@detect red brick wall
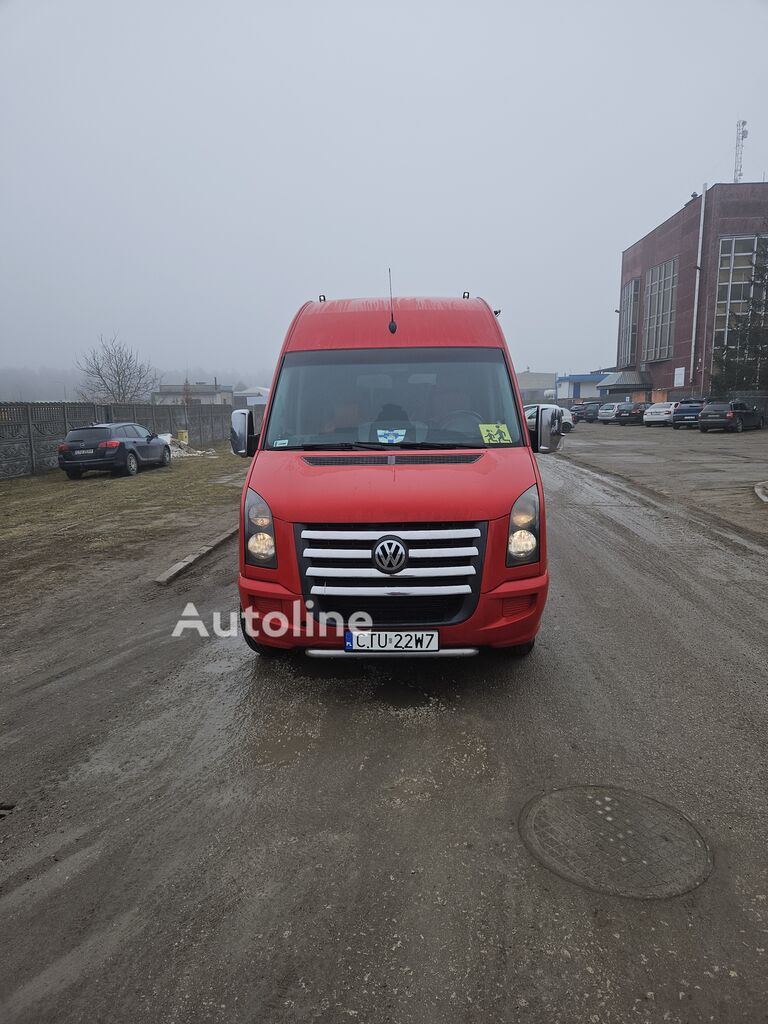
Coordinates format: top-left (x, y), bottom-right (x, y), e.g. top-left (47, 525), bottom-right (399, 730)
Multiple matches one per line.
top-left (618, 183), bottom-right (768, 396)
top-left (696, 184), bottom-right (768, 394)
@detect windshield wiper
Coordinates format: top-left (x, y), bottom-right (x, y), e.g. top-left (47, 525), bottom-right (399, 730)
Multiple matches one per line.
top-left (381, 441), bottom-right (486, 449)
top-left (275, 441), bottom-right (495, 451)
top-left (278, 442), bottom-right (392, 451)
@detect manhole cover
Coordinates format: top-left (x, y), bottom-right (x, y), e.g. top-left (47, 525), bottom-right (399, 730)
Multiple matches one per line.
top-left (518, 786), bottom-right (712, 899)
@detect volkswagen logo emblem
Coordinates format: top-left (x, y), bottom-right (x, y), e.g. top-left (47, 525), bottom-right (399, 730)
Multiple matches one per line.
top-left (373, 536), bottom-right (408, 575)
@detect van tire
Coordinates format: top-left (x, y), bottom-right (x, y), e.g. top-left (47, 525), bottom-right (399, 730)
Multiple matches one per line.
top-left (510, 638), bottom-right (535, 657)
top-left (239, 609), bottom-right (291, 658)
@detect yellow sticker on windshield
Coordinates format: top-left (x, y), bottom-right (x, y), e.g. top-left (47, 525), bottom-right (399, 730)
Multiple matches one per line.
top-left (479, 423), bottom-right (512, 444)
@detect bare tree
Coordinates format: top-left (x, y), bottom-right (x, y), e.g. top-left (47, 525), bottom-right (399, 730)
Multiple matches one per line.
top-left (76, 334), bottom-right (161, 403)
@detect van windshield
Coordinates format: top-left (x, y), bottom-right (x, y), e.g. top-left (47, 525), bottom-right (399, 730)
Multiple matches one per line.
top-left (264, 347), bottom-right (524, 449)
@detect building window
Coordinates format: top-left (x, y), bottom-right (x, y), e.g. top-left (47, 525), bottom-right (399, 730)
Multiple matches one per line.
top-left (642, 258), bottom-right (677, 361)
top-left (617, 278), bottom-right (640, 367)
top-left (713, 235), bottom-right (766, 356)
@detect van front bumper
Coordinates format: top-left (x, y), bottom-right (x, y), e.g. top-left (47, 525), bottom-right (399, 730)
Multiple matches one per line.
top-left (237, 570), bottom-right (548, 653)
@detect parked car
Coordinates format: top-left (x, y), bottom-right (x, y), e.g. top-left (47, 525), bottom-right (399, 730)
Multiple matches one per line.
top-left (559, 407), bottom-right (575, 433)
top-left (643, 401), bottom-right (678, 426)
top-left (615, 401), bottom-right (652, 425)
top-left (698, 400), bottom-right (764, 433)
top-left (526, 405), bottom-right (574, 433)
top-left (580, 402), bottom-right (602, 423)
top-left (672, 400), bottom-right (705, 429)
top-left (570, 403), bottom-right (587, 422)
top-left (598, 402), bottom-right (621, 424)
top-left (57, 422), bottom-right (171, 479)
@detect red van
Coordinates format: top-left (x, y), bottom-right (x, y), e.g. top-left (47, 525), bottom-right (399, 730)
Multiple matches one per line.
top-left (231, 297), bottom-right (562, 658)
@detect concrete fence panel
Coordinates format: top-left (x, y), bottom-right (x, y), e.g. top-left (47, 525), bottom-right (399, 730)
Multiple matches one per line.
top-left (0, 402), bottom-right (233, 480)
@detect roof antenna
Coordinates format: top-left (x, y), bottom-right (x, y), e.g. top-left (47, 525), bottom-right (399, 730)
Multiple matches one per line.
top-left (388, 268), bottom-right (397, 334)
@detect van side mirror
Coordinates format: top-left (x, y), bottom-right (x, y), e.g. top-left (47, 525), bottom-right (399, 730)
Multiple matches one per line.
top-left (528, 404), bottom-right (563, 454)
top-left (231, 409), bottom-right (259, 457)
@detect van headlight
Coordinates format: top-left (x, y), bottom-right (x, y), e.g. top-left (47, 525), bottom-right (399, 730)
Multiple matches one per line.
top-left (507, 485), bottom-right (540, 566)
top-left (244, 489), bottom-right (277, 567)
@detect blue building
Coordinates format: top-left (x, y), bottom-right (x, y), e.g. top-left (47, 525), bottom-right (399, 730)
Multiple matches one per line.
top-left (555, 372), bottom-right (612, 403)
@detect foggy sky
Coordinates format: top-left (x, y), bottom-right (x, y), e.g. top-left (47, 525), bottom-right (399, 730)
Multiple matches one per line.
top-left (2, 0), bottom-right (768, 391)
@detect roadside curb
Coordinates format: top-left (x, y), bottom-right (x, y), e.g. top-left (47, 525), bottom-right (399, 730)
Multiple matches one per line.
top-left (755, 481), bottom-right (768, 504)
top-left (155, 525), bottom-right (238, 585)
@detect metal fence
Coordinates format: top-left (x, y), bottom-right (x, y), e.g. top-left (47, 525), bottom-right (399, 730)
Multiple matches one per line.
top-left (0, 402), bottom-right (233, 479)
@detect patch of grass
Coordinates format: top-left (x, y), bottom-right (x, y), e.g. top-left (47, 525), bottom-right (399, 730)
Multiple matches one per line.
top-left (0, 445), bottom-right (245, 596)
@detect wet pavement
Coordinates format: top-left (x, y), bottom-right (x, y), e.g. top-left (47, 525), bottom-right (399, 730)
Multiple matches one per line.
top-left (2, 457), bottom-right (768, 1023)
top-left (562, 422), bottom-right (768, 541)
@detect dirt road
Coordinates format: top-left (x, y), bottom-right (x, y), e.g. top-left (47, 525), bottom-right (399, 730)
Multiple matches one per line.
top-left (2, 457), bottom-right (768, 1023)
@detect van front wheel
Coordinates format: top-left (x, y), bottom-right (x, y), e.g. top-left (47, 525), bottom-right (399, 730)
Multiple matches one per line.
top-left (239, 609), bottom-right (292, 658)
top-left (509, 638), bottom-right (535, 657)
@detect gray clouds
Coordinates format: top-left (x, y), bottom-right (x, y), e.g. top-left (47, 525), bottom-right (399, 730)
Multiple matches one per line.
top-left (1, 0), bottom-right (767, 382)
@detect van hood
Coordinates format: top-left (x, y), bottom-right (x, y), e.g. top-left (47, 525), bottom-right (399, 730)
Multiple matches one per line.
top-left (248, 448), bottom-right (537, 523)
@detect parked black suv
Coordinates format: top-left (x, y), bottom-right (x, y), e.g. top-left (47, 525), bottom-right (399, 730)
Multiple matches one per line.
top-left (57, 422), bottom-right (171, 479)
top-left (699, 401), bottom-right (764, 433)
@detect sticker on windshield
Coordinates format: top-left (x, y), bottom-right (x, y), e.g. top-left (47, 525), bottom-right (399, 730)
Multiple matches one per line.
top-left (273, 439), bottom-right (289, 448)
top-left (479, 423), bottom-right (512, 444)
top-left (377, 429), bottom-right (407, 444)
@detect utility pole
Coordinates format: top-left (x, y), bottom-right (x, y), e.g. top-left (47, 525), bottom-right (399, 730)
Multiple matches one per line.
top-left (734, 119), bottom-right (748, 183)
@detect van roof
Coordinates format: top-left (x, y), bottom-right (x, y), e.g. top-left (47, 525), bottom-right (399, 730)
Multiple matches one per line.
top-left (284, 297), bottom-right (504, 351)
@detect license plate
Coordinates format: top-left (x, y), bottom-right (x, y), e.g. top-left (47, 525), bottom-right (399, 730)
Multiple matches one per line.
top-left (344, 630), bottom-right (439, 653)
top-left (75, 449), bottom-right (94, 456)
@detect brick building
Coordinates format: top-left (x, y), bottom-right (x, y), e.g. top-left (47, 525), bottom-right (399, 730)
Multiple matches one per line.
top-left (613, 182), bottom-right (768, 401)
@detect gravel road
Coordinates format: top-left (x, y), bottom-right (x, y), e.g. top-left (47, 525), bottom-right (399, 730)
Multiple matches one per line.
top-left (2, 457), bottom-right (767, 1023)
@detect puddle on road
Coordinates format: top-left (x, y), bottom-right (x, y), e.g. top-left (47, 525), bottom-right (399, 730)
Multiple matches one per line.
top-left (169, 638), bottom-right (532, 779)
top-left (370, 678), bottom-right (433, 709)
top-left (251, 731), bottom-right (315, 766)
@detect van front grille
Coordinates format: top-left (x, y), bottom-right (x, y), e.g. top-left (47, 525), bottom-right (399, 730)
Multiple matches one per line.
top-left (294, 521), bottom-right (487, 626)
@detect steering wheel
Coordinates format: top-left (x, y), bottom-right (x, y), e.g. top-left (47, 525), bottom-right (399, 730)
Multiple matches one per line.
top-left (437, 410), bottom-right (484, 433)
